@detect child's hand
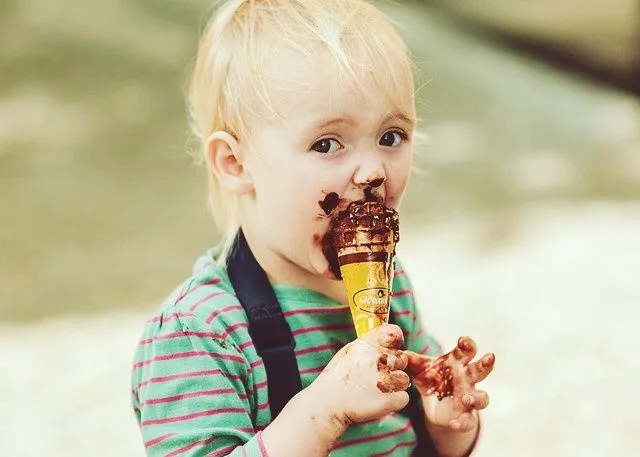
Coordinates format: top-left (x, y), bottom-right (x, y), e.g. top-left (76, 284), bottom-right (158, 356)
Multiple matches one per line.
top-left (405, 337), bottom-right (495, 433)
top-left (309, 324), bottom-right (411, 427)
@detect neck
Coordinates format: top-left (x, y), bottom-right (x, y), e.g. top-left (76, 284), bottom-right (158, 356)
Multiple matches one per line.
top-left (241, 228), bottom-right (347, 305)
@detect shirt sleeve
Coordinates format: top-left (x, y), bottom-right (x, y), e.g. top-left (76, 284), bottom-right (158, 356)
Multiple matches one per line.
top-left (132, 310), bottom-right (268, 457)
top-left (391, 261), bottom-right (443, 357)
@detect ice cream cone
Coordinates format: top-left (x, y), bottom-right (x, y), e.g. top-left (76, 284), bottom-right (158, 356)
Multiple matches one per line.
top-left (331, 202), bottom-right (399, 337)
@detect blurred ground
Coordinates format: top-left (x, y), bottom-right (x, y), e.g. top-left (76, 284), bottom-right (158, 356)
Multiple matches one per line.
top-left (1, 0), bottom-right (639, 456)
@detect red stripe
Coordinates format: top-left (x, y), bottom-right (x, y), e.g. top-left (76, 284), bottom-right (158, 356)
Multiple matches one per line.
top-left (206, 304), bottom-right (244, 324)
top-left (191, 291), bottom-right (232, 313)
top-left (133, 350), bottom-right (244, 370)
top-left (334, 420), bottom-right (412, 449)
top-left (391, 289), bottom-right (412, 297)
top-left (256, 401), bottom-right (269, 411)
top-left (144, 432), bottom-right (177, 448)
top-left (143, 388), bottom-right (246, 406)
top-left (239, 340), bottom-right (254, 350)
top-left (417, 342), bottom-right (432, 355)
top-left (175, 278), bottom-right (222, 305)
top-left (299, 366), bottom-right (325, 375)
top-left (395, 269), bottom-right (406, 276)
top-left (166, 436), bottom-right (216, 457)
top-left (137, 369), bottom-right (242, 389)
top-left (220, 322), bottom-right (250, 339)
top-left (392, 309), bottom-right (411, 317)
top-left (371, 440), bottom-right (415, 456)
top-left (283, 306), bottom-right (349, 317)
top-left (257, 432), bottom-right (269, 457)
top-left (142, 407), bottom-right (246, 426)
top-left (207, 445), bottom-right (238, 457)
top-left (138, 331), bottom-right (225, 347)
top-left (295, 343), bottom-right (341, 356)
top-left (147, 312), bottom-right (194, 324)
top-left (291, 323), bottom-right (353, 336)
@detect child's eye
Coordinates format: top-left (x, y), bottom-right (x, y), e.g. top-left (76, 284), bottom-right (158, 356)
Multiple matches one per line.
top-left (379, 131), bottom-right (406, 147)
top-left (311, 138), bottom-right (342, 154)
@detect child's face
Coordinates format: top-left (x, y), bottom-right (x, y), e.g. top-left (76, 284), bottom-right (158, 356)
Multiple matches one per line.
top-left (240, 48), bottom-right (415, 281)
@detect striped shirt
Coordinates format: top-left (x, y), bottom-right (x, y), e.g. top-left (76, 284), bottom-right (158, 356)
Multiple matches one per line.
top-left (131, 247), bottom-right (442, 456)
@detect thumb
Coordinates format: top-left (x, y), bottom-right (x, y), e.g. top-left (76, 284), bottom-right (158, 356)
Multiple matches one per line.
top-left (361, 324), bottom-right (404, 349)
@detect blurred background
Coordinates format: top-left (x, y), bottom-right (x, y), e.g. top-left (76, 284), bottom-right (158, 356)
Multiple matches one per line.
top-left (1, 0), bottom-right (639, 456)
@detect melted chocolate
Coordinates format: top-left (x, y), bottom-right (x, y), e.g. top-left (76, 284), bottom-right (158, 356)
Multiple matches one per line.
top-left (318, 192), bottom-right (340, 215)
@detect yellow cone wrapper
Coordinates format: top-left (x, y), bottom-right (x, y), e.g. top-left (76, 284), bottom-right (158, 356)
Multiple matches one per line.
top-left (331, 201), bottom-right (399, 338)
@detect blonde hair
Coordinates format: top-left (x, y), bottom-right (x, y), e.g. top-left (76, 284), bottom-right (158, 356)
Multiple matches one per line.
top-left (188, 0), bottom-right (416, 261)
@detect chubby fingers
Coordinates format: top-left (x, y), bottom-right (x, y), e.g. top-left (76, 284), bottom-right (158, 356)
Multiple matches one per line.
top-left (465, 353), bottom-right (495, 384)
top-left (377, 369), bottom-right (411, 393)
top-left (461, 390), bottom-right (490, 411)
top-left (404, 350), bottom-right (435, 376)
top-left (362, 324), bottom-right (404, 350)
top-left (450, 336), bottom-right (477, 365)
top-left (377, 349), bottom-right (409, 372)
top-left (449, 411), bottom-right (478, 433)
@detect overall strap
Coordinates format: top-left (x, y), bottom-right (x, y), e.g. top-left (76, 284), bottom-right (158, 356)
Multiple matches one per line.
top-left (226, 230), bottom-right (302, 418)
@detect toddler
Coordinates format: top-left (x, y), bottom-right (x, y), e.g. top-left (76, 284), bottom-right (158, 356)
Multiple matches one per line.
top-left (131, 1), bottom-right (495, 455)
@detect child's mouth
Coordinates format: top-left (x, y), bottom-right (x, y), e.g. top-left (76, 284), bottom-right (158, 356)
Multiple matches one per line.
top-left (316, 185), bottom-right (395, 280)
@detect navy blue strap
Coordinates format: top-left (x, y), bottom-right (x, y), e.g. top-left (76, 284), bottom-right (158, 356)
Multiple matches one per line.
top-left (226, 230), bottom-right (302, 419)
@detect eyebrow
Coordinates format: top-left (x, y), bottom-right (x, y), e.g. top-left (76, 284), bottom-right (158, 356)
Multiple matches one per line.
top-left (314, 112), bottom-right (416, 130)
top-left (382, 112), bottom-right (416, 127)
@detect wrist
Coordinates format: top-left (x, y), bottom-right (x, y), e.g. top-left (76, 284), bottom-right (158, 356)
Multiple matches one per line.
top-left (261, 386), bottom-right (348, 457)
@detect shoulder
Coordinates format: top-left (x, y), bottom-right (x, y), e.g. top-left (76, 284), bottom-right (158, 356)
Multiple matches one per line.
top-left (141, 251), bottom-right (252, 352)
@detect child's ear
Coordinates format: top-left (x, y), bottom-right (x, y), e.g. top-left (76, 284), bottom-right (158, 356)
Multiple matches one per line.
top-left (206, 131), bottom-right (253, 194)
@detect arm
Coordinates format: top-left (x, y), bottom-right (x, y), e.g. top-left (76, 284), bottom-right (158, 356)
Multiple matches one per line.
top-left (393, 268), bottom-right (491, 457)
top-left (132, 313), bottom-right (266, 456)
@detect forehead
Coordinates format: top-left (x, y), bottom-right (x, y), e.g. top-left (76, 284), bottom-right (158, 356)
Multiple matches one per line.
top-left (254, 45), bottom-right (415, 124)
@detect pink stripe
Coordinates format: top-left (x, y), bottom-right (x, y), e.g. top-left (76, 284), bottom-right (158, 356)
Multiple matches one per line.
top-left (391, 289), bottom-right (412, 297)
top-left (207, 445), bottom-right (238, 457)
top-left (166, 436), bottom-right (216, 457)
top-left (256, 401), bottom-right (269, 411)
top-left (417, 342), bottom-right (432, 355)
top-left (138, 331), bottom-right (225, 347)
top-left (239, 340), bottom-right (254, 350)
top-left (175, 278), bottom-right (223, 304)
top-left (242, 446), bottom-right (248, 457)
top-left (395, 269), bottom-right (406, 276)
top-left (392, 309), bottom-right (411, 316)
top-left (284, 306), bottom-right (349, 317)
top-left (371, 440), bottom-right (415, 457)
top-left (137, 369), bottom-right (242, 389)
top-left (257, 431), bottom-right (269, 457)
top-left (220, 322), bottom-right (250, 339)
top-left (191, 291), bottom-right (232, 313)
top-left (206, 304), bottom-right (244, 324)
top-left (134, 350), bottom-right (245, 370)
top-left (415, 327), bottom-right (425, 338)
top-left (295, 343), bottom-right (341, 356)
top-left (291, 323), bottom-right (353, 336)
top-left (142, 407), bottom-right (246, 426)
top-left (334, 420), bottom-right (411, 449)
top-left (299, 366), bottom-right (324, 375)
top-left (147, 312), bottom-right (194, 324)
top-left (143, 388), bottom-right (245, 406)
top-left (145, 432), bottom-right (177, 448)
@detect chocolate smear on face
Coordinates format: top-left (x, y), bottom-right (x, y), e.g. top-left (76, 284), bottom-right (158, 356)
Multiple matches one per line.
top-left (318, 192), bottom-right (340, 215)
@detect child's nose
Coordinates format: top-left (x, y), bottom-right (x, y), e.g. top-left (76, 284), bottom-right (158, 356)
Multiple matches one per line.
top-left (352, 152), bottom-right (387, 188)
